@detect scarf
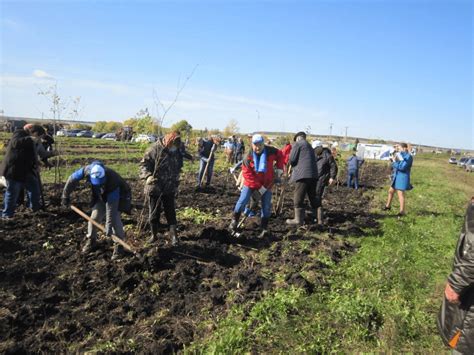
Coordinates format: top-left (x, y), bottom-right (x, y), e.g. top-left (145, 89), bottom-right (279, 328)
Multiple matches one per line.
top-left (253, 148), bottom-right (267, 173)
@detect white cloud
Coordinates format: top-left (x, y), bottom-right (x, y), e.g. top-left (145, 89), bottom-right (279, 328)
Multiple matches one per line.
top-left (33, 69), bottom-right (55, 80)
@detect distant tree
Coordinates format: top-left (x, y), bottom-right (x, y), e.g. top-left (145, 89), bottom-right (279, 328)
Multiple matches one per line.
top-left (71, 123), bottom-right (92, 130)
top-left (223, 119), bottom-right (239, 137)
top-left (104, 121), bottom-right (123, 132)
top-left (93, 121), bottom-right (108, 132)
top-left (209, 128), bottom-right (221, 136)
top-left (170, 120), bottom-right (193, 135)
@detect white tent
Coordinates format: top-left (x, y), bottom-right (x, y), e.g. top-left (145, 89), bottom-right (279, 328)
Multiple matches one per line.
top-left (357, 143), bottom-right (394, 160)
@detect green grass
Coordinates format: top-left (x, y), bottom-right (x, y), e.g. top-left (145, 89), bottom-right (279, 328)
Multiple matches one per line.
top-left (187, 154), bottom-right (474, 353)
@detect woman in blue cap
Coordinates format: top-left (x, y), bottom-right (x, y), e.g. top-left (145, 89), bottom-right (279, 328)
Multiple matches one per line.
top-left (62, 161), bottom-right (131, 260)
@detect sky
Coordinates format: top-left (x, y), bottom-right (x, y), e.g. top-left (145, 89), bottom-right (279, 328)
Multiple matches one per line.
top-left (0, 0), bottom-right (472, 149)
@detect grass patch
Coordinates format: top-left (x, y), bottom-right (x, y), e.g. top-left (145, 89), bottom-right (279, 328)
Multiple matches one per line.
top-left (188, 154), bottom-right (473, 352)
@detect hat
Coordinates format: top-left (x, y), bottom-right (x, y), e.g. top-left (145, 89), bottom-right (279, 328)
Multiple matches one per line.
top-left (90, 164), bottom-right (105, 186)
top-left (311, 140), bottom-right (322, 149)
top-left (252, 134), bottom-right (264, 144)
top-left (293, 131), bottom-right (306, 142)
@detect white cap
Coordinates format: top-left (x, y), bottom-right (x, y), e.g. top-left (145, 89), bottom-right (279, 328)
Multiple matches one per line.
top-left (252, 134), bottom-right (264, 144)
top-left (311, 140), bottom-right (323, 149)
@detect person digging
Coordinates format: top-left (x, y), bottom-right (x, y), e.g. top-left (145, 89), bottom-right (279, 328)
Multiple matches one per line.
top-left (229, 134), bottom-right (284, 238)
top-left (140, 132), bottom-right (182, 245)
top-left (62, 161), bottom-right (132, 260)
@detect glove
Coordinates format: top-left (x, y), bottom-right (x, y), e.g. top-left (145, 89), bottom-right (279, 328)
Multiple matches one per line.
top-left (201, 157), bottom-right (209, 163)
top-left (146, 175), bottom-right (155, 185)
top-left (144, 184), bottom-right (155, 195)
top-left (252, 186), bottom-right (267, 200)
top-left (229, 167), bottom-right (236, 174)
top-left (61, 197), bottom-right (71, 207)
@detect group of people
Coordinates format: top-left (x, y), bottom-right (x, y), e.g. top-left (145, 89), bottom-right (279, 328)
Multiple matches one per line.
top-left (1, 124), bottom-right (415, 258)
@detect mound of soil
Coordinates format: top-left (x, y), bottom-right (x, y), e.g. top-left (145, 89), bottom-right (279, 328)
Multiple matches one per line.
top-left (0, 162), bottom-right (389, 352)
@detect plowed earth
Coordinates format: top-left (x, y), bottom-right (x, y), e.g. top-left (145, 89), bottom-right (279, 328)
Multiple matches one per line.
top-left (0, 163), bottom-right (389, 353)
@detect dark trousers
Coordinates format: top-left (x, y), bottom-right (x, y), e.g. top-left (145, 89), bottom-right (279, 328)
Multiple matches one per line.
top-left (293, 178), bottom-right (319, 209)
top-left (149, 193), bottom-right (177, 226)
top-left (315, 178), bottom-right (327, 208)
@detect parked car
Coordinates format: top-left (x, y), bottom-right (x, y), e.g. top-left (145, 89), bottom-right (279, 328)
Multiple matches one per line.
top-left (56, 129), bottom-right (81, 137)
top-left (458, 157), bottom-right (470, 167)
top-left (465, 158), bottom-right (474, 173)
top-left (132, 134), bottom-right (157, 143)
top-left (92, 132), bottom-right (106, 138)
top-left (56, 129), bottom-right (67, 137)
top-left (448, 157), bottom-right (457, 164)
top-left (101, 133), bottom-right (116, 141)
top-left (76, 130), bottom-right (94, 138)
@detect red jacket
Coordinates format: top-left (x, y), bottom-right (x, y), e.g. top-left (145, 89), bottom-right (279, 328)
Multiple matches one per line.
top-left (281, 143), bottom-right (292, 166)
top-left (242, 146), bottom-right (284, 189)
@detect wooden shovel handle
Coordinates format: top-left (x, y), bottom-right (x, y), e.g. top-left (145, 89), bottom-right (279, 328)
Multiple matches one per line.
top-left (71, 205), bottom-right (135, 253)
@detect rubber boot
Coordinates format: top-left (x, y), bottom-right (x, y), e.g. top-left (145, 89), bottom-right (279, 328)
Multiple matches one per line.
top-left (286, 208), bottom-right (304, 226)
top-left (111, 244), bottom-right (125, 261)
top-left (317, 207), bottom-right (324, 226)
top-left (259, 217), bottom-right (269, 238)
top-left (229, 212), bottom-right (241, 231)
top-left (169, 225), bottom-right (179, 246)
top-left (148, 223), bottom-right (160, 244)
top-left (82, 237), bottom-right (96, 253)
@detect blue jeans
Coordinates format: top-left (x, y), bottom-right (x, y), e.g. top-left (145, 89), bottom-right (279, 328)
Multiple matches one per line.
top-left (347, 170), bottom-right (359, 189)
top-left (234, 185), bottom-right (272, 218)
top-left (198, 158), bottom-right (214, 186)
top-left (2, 175), bottom-right (41, 217)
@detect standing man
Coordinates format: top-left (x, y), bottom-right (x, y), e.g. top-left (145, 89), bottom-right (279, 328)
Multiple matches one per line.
top-left (140, 132), bottom-right (182, 245)
top-left (197, 135), bottom-right (219, 189)
top-left (234, 137), bottom-right (245, 164)
top-left (346, 148), bottom-right (364, 189)
top-left (383, 143), bottom-right (413, 217)
top-left (286, 131), bottom-right (318, 226)
top-left (62, 161), bottom-right (132, 260)
top-left (1, 124), bottom-right (46, 218)
top-left (313, 141), bottom-right (338, 225)
top-left (229, 134), bottom-right (284, 237)
top-left (438, 197), bottom-right (474, 354)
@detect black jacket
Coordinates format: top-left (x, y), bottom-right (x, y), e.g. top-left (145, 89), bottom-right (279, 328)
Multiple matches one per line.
top-left (289, 139), bottom-right (318, 182)
top-left (315, 147), bottom-right (338, 184)
top-left (199, 139), bottom-right (216, 161)
top-left (0, 129), bottom-right (37, 182)
top-left (438, 200), bottom-right (474, 353)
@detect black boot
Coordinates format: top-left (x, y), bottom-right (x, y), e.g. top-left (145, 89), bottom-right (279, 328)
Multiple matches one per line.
top-left (259, 217), bottom-right (269, 238)
top-left (229, 212), bottom-right (241, 231)
top-left (82, 237), bottom-right (96, 253)
top-left (169, 225), bottom-right (179, 246)
top-left (148, 223), bottom-right (160, 244)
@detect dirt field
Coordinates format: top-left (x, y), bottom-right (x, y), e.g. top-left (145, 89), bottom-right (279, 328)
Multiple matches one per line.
top-left (0, 163), bottom-right (389, 353)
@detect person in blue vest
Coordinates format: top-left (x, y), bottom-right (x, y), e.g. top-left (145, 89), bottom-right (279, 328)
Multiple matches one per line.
top-left (62, 161), bottom-right (132, 260)
top-left (346, 149), bottom-right (364, 189)
top-left (383, 143), bottom-right (413, 217)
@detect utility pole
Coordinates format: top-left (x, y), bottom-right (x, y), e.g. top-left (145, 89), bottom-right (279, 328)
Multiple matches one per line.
top-left (344, 126), bottom-right (348, 141)
top-left (329, 122), bottom-right (333, 137)
top-left (256, 110), bottom-right (261, 132)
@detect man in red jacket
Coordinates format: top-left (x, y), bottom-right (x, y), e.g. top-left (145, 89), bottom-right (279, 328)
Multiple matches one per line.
top-left (229, 134), bottom-right (284, 237)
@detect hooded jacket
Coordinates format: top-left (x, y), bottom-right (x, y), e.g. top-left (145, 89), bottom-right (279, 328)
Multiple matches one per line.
top-left (438, 200), bottom-right (474, 354)
top-left (0, 129), bottom-right (37, 181)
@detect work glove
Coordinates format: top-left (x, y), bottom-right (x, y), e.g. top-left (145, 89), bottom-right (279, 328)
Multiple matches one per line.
top-left (252, 186), bottom-right (267, 200)
top-left (229, 167), bottom-right (236, 174)
top-left (146, 175), bottom-right (156, 185)
top-left (329, 178), bottom-right (335, 185)
top-left (201, 157), bottom-right (209, 163)
top-left (61, 197), bottom-right (71, 207)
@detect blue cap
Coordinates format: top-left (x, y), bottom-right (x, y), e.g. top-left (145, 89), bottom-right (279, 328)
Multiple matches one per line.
top-left (90, 164), bottom-right (105, 186)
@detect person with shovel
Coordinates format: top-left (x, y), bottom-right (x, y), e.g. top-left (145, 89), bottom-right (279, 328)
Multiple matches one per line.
top-left (197, 135), bottom-right (219, 190)
top-left (313, 140), bottom-right (338, 226)
top-left (62, 161), bottom-right (132, 260)
top-left (140, 131), bottom-right (182, 245)
top-left (229, 134), bottom-right (284, 238)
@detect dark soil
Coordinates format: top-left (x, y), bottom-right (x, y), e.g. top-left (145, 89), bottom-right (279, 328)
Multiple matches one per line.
top-left (0, 162), bottom-right (389, 353)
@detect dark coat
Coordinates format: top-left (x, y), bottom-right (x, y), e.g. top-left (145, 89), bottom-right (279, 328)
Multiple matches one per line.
top-left (63, 164), bottom-right (131, 212)
top-left (0, 129), bottom-right (37, 182)
top-left (199, 139), bottom-right (216, 161)
top-left (315, 147), bottom-right (338, 184)
top-left (438, 201), bottom-right (474, 353)
top-left (139, 139), bottom-right (181, 195)
top-left (289, 139), bottom-right (318, 182)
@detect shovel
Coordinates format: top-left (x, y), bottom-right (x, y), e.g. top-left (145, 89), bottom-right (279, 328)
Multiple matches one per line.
top-left (71, 205), bottom-right (143, 260)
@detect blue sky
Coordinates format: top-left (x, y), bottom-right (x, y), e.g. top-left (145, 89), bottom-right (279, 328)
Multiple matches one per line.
top-left (1, 0), bottom-right (472, 149)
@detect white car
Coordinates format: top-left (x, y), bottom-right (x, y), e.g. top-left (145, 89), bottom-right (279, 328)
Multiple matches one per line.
top-left (132, 134), bottom-right (157, 143)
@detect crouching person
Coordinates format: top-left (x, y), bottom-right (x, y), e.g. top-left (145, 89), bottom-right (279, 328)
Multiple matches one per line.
top-left (438, 197), bottom-right (474, 354)
top-left (229, 134), bottom-right (283, 238)
top-left (62, 161), bottom-right (131, 260)
top-left (140, 132), bottom-right (181, 245)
